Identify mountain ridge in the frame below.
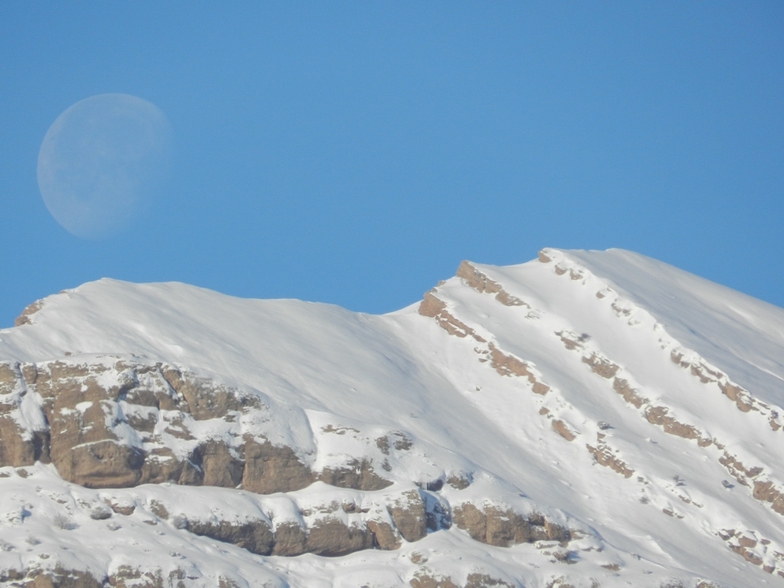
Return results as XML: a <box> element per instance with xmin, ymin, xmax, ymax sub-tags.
<box><xmin>0</xmin><ymin>248</ymin><xmax>782</xmax><ymax>587</ymax></box>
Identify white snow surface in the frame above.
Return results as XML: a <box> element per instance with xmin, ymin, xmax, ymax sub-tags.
<box><xmin>1</xmin><ymin>247</ymin><xmax>783</xmax><ymax>587</ymax></box>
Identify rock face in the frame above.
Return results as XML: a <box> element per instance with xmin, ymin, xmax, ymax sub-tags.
<box><xmin>0</xmin><ymin>358</ymin><xmax>326</xmax><ymax>492</ymax></box>
<box><xmin>186</xmin><ymin>518</ymin><xmax>275</xmax><ymax>555</ymax></box>
<box><xmin>0</xmin><ymin>354</ymin><xmax>582</xmax><ymax>570</ymax></box>
<box><xmin>452</xmin><ymin>503</ymin><xmax>570</xmax><ymax>547</ymax></box>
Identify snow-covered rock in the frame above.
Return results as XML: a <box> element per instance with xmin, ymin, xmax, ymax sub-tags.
<box><xmin>1</xmin><ymin>248</ymin><xmax>783</xmax><ymax>587</ymax></box>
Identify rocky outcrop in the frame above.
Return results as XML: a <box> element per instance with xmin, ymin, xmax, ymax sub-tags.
<box><xmin>410</xmin><ymin>573</ymin><xmax>460</xmax><ymax>588</ymax></box>
<box><xmin>456</xmin><ymin>261</ymin><xmax>528</xmax><ymax>308</ymax></box>
<box><xmin>556</xmin><ymin>329</ymin><xmax>784</xmax><ymax>520</ymax></box>
<box><xmin>108</xmin><ymin>566</ymin><xmax>165</xmax><ymax>588</ymax></box>
<box><xmin>0</xmin><ymin>357</ymin><xmax>397</xmax><ymax>493</ymax></box>
<box><xmin>243</xmin><ymin>437</ymin><xmax>314</xmax><ymax>493</ymax></box>
<box><xmin>13</xmin><ymin>300</ymin><xmax>44</xmax><ymax>327</ymax></box>
<box><xmin>551</xmin><ymin>419</ymin><xmax>576</xmax><ymax>442</ymax></box>
<box><xmin>644</xmin><ymin>406</ymin><xmax>710</xmax><ymax>445</ymax></box>
<box><xmin>12</xmin><ymin>566</ymin><xmax>105</xmax><ymax>588</ymax></box>
<box><xmin>718</xmin><ymin>528</ymin><xmax>784</xmax><ymax>576</ymax></box>
<box><xmin>670</xmin><ymin>350</ymin><xmax>784</xmax><ymax>430</ymax></box>
<box><xmin>319</xmin><ymin>458</ymin><xmax>391</xmax><ymax>491</ymax></box>
<box><xmin>581</xmin><ymin>352</ymin><xmax>620</xmax><ymax>379</ymax></box>
<box><xmin>186</xmin><ymin>517</ymin><xmax>275</xmax><ymax>555</ymax></box>
<box><xmin>304</xmin><ymin>518</ymin><xmax>376</xmax><ymax>556</ymax></box>
<box><xmin>452</xmin><ymin>502</ymin><xmax>570</xmax><ymax>547</ymax></box>
<box><xmin>139</xmin><ymin>487</ymin><xmax>446</xmax><ymax>558</ymax></box>
<box><xmin>0</xmin><ymin>352</ymin><xmax>584</xmax><ymax>566</ymax></box>
<box><xmin>419</xmin><ymin>290</ymin><xmax>549</xmax><ymax>394</ymax></box>
<box><xmin>752</xmin><ymin>479</ymin><xmax>784</xmax><ymax>515</ymax></box>
<box><xmin>586</xmin><ymin>435</ymin><xmax>634</xmax><ymax>478</ymax></box>
<box><xmin>388</xmin><ymin>489</ymin><xmax>428</xmax><ymax>542</ymax></box>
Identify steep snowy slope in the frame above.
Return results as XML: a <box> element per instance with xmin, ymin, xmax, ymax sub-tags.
<box><xmin>0</xmin><ymin>248</ymin><xmax>782</xmax><ymax>588</ymax></box>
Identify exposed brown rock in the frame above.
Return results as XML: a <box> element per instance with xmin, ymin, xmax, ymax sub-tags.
<box><xmin>495</xmin><ymin>291</ymin><xmax>525</xmax><ymax>307</ymax></box>
<box><xmin>538</xmin><ymin>250</ymin><xmax>552</xmax><ymax>263</ymax></box>
<box><xmin>107</xmin><ymin>500</ymin><xmax>135</xmax><ymax>516</ymax></box>
<box><xmin>485</xmin><ymin>506</ymin><xmax>536</xmax><ymax>545</ymax></box>
<box><xmin>418</xmin><ymin>291</ymin><xmax>447</xmax><ymax>318</ymax></box>
<box><xmin>452</xmin><ymin>503</ymin><xmax>569</xmax><ymax>547</ymax></box>
<box><xmin>730</xmin><ymin>543</ymin><xmax>763</xmax><ymax>566</ymax></box>
<box><xmin>671</xmin><ymin>351</ymin><xmax>773</xmax><ymax>421</ymax></box>
<box><xmin>14</xmin><ymin>300</ymin><xmax>44</xmax><ymax>327</ymax></box>
<box><xmin>446</xmin><ymin>474</ymin><xmax>471</xmax><ymax>490</ymax></box>
<box><xmin>612</xmin><ymin>378</ymin><xmax>647</xmax><ymax>409</ymax></box>
<box><xmin>551</xmin><ymin>420</ymin><xmax>576</xmax><ymax>442</ymax></box>
<box><xmin>719</xmin><ymin>381</ymin><xmax>753</xmax><ymax>413</ymax></box>
<box><xmin>385</xmin><ymin>432</ymin><xmax>413</xmax><ymax>451</ymax></box>
<box><xmin>719</xmin><ymin>452</ymin><xmax>764</xmax><ymax>488</ymax></box>
<box><xmin>367</xmin><ymin>520</ymin><xmax>402</xmax><ymax>550</ymax></box>
<box><xmin>0</xmin><ymin>363</ymin><xmax>49</xmax><ymax>467</ymax></box>
<box><xmin>0</xmin><ymin>417</ymin><xmax>47</xmax><ymax>467</ymax></box>
<box><xmin>456</xmin><ymin>261</ymin><xmax>527</xmax><ymax>307</ymax></box>
<box><xmin>242</xmin><ymin>437</ymin><xmax>314</xmax><ymax>494</ymax></box>
<box><xmin>556</xmin><ymin>331</ymin><xmax>582</xmax><ymax>351</ymax></box>
<box><xmin>464</xmin><ymin>574</ymin><xmax>515</xmax><ymax>588</ymax></box>
<box><xmin>411</xmin><ymin>573</ymin><xmax>514</xmax><ymax>588</ymax></box>
<box><xmin>423</xmin><ymin>298</ymin><xmax>486</xmax><ymax>342</ymax></box>
<box><xmin>457</xmin><ymin>261</ymin><xmax>502</xmax><ymax>294</ymax></box>
<box><xmin>0</xmin><ymin>571</ymin><xmax>24</xmax><ymax>584</ymax></box>
<box><xmin>410</xmin><ymin>573</ymin><xmax>460</xmax><ymax>588</ymax></box>
<box><xmin>375</xmin><ymin>435</ymin><xmax>390</xmax><ymax>454</ymax></box>
<box><xmin>147</xmin><ymin>500</ymin><xmax>168</xmax><ymax>519</ymax></box>
<box><xmin>195</xmin><ymin>440</ymin><xmax>243</xmax><ymax>488</ymax></box>
<box><xmin>320</xmin><ymin>458</ymin><xmax>391</xmax><ymax>491</ymax></box>
<box><xmin>56</xmin><ymin>440</ymin><xmax>144</xmax><ymax>489</ymax></box>
<box><xmin>581</xmin><ymin>353</ymin><xmax>619</xmax><ymax>379</ymax></box>
<box><xmin>160</xmin><ymin>367</ymin><xmax>255</xmax><ymax>420</ymax></box>
<box><xmin>271</xmin><ymin>521</ymin><xmax>308</xmax><ymax>556</ymax></box>
<box><xmin>487</xmin><ymin>344</ymin><xmax>549</xmax><ymax>394</ymax></box>
<box><xmin>453</xmin><ymin>502</ymin><xmax>487</xmax><ymax>543</ymax></box>
<box><xmin>186</xmin><ymin>517</ymin><xmax>274</xmax><ymax>555</ymax></box>
<box><xmin>31</xmin><ymin>361</ymin><xmax>144</xmax><ymax>487</ymax></box>
<box><xmin>586</xmin><ymin>440</ymin><xmax>634</xmax><ymax>478</ymax></box>
<box><xmin>138</xmin><ymin>446</ymin><xmax>201</xmax><ymax>486</ymax></box>
<box><xmin>108</xmin><ymin>566</ymin><xmax>164</xmax><ymax>588</ymax></box>
<box><xmin>2</xmin><ymin>357</ymin><xmax>425</xmax><ymax>499</ymax></box>
<box><xmin>419</xmin><ymin>292</ymin><xmax>550</xmax><ymax>394</ymax></box>
<box><xmin>22</xmin><ymin>566</ymin><xmax>104</xmax><ymax>588</ymax></box>
<box><xmin>304</xmin><ymin>518</ymin><xmax>375</xmax><ymax>557</ymax></box>
<box><xmin>644</xmin><ymin>406</ymin><xmax>704</xmax><ymax>442</ymax></box>
<box><xmin>558</xmin><ymin>339</ymin><xmax>721</xmax><ymax>449</ymax></box>
<box><xmin>0</xmin><ymin>362</ymin><xmax>17</xmax><ymax>392</ymax></box>
<box><xmin>388</xmin><ymin>490</ymin><xmax>427</xmax><ymax>542</ymax></box>
<box><xmin>752</xmin><ymin>480</ymin><xmax>784</xmax><ymax>515</ymax></box>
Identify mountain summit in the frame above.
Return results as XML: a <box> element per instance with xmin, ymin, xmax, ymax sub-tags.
<box><xmin>1</xmin><ymin>249</ymin><xmax>783</xmax><ymax>588</ymax></box>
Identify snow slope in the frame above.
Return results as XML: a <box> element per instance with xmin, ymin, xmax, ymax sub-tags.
<box><xmin>1</xmin><ymin>248</ymin><xmax>783</xmax><ymax>587</ymax></box>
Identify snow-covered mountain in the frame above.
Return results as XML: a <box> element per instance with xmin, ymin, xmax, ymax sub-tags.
<box><xmin>1</xmin><ymin>248</ymin><xmax>783</xmax><ymax>588</ymax></box>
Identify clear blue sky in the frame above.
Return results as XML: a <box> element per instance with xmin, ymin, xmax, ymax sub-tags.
<box><xmin>2</xmin><ymin>3</ymin><xmax>783</xmax><ymax>327</ymax></box>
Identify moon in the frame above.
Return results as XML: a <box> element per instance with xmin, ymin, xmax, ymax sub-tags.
<box><xmin>37</xmin><ymin>93</ymin><xmax>173</xmax><ymax>240</ymax></box>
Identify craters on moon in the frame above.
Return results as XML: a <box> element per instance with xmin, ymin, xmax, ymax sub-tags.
<box><xmin>37</xmin><ymin>93</ymin><xmax>173</xmax><ymax>240</ymax></box>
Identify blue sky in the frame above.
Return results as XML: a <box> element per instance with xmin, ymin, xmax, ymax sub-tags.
<box><xmin>1</xmin><ymin>3</ymin><xmax>783</xmax><ymax>327</ymax></box>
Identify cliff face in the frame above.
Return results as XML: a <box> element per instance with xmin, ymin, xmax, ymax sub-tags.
<box><xmin>1</xmin><ymin>248</ymin><xmax>784</xmax><ymax>587</ymax></box>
